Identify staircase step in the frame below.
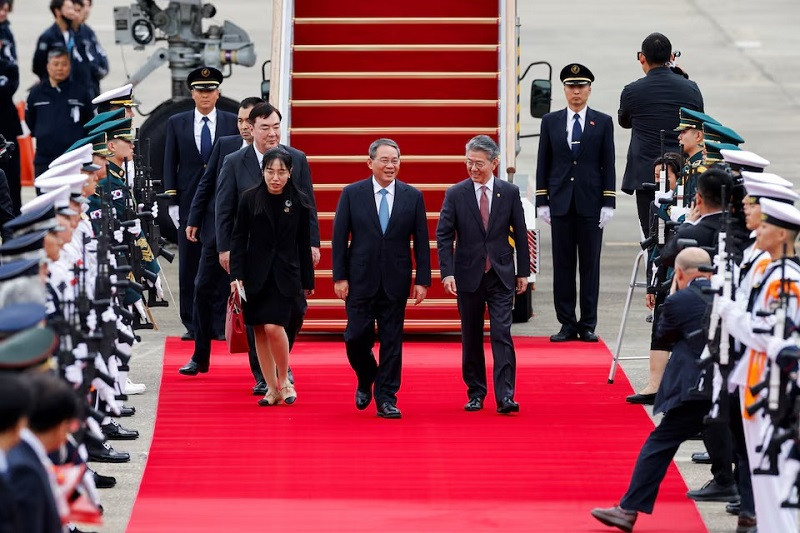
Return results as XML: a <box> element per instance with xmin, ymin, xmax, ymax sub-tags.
<box><xmin>290</xmin><ymin>104</ymin><xmax>498</xmax><ymax>128</ymax></box>
<box><xmin>306</xmin><ymin>159</ymin><xmax>467</xmax><ymax>182</ymax></box>
<box><xmin>294</xmin><ymin>22</ymin><xmax>498</xmax><ymax>46</ymax></box>
<box><xmin>292</xmin><ymin>49</ymin><xmax>497</xmax><ymax>72</ymax></box>
<box><xmin>295</xmin><ymin>1</ymin><xmax>499</xmax><ymax>18</ymax></box>
<box><xmin>291</xmin><ymin>75</ymin><xmax>498</xmax><ymax>100</ymax></box>
<box><xmin>291</xmin><ymin>130</ymin><xmax>498</xmax><ymax>156</ymax></box>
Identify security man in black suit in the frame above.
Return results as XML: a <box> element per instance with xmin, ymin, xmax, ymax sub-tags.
<box><xmin>591</xmin><ymin>247</ymin><xmax>714</xmax><ymax>532</ymax></box>
<box><xmin>536</xmin><ymin>63</ymin><xmax>616</xmax><ymax>343</ymax></box>
<box><xmin>437</xmin><ymin>135</ymin><xmax>530</xmax><ymax>414</ymax></box>
<box><xmin>182</xmin><ymin>103</ymin><xmax>319</xmax><ymax>390</ymax></box>
<box><xmin>163</xmin><ymin>66</ymin><xmax>238</xmax><ymax>340</ymax></box>
<box><xmin>619</xmin><ymin>32</ymin><xmax>704</xmax><ymax>237</ymax></box>
<box><xmin>0</xmin><ymin>374</ymin><xmax>31</xmax><ymax>533</ymax></box>
<box><xmin>0</xmin><ymin>5</ymin><xmax>22</xmax><ymax>215</ymax></box>
<box><xmin>182</xmin><ymin>96</ymin><xmax>264</xmax><ymax>389</ymax></box>
<box><xmin>332</xmin><ymin>138</ymin><xmax>431</xmax><ymax>419</ymax></box>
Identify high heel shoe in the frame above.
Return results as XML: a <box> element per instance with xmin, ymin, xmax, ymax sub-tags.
<box><xmin>280</xmin><ymin>383</ymin><xmax>297</xmax><ymax>405</ymax></box>
<box><xmin>257</xmin><ymin>390</ymin><xmax>282</xmax><ymax>407</ymax></box>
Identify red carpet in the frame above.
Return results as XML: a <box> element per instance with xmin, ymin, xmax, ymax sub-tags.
<box><xmin>126</xmin><ymin>337</ymin><xmax>707</xmax><ymax>532</ymax></box>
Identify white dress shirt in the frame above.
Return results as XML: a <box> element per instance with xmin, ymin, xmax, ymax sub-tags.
<box><xmin>193</xmin><ymin>108</ymin><xmax>217</xmax><ymax>153</ymax></box>
<box><xmin>566</xmin><ymin>106</ymin><xmax>587</xmax><ymax>149</ymax></box>
<box><xmin>474</xmin><ymin>176</ymin><xmax>495</xmax><ymax>213</ymax></box>
<box><xmin>372</xmin><ymin>177</ymin><xmax>395</xmax><ymax>216</ymax></box>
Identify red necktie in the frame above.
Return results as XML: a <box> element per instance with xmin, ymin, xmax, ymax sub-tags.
<box><xmin>480</xmin><ymin>186</ymin><xmax>491</xmax><ymax>272</ymax></box>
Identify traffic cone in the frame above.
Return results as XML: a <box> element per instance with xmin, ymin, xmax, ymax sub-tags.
<box><xmin>16</xmin><ymin>100</ymin><xmax>34</xmax><ymax>186</ymax></box>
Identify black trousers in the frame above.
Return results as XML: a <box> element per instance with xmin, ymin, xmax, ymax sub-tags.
<box><xmin>177</xmin><ymin>225</ymin><xmax>202</xmax><ymax>334</ymax></box>
<box><xmin>344</xmin><ymin>285</ymin><xmax>406</xmax><ymax>406</ymax></box>
<box><xmin>191</xmin><ymin>241</ymin><xmax>235</xmax><ymax>367</ymax></box>
<box><xmin>0</xmin><ymin>143</ymin><xmax>21</xmax><ymax>215</ymax></box>
<box><xmin>620</xmin><ymin>400</ymin><xmax>710</xmax><ymax>513</ymax></box>
<box><xmin>550</xmin><ymin>206</ymin><xmax>603</xmax><ymax>332</ymax></box>
<box><xmin>636</xmin><ymin>189</ymin><xmax>655</xmax><ymax>238</ymax></box>
<box><xmin>457</xmin><ymin>268</ymin><xmax>516</xmax><ymax>404</ymax></box>
<box><xmin>244</xmin><ymin>294</ymin><xmax>307</xmax><ymax>384</ymax></box>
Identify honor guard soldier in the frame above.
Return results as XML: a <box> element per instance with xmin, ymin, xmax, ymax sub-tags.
<box><xmin>674</xmin><ymin>107</ymin><xmax>718</xmax><ymax>206</ymax></box>
<box><xmin>719</xmin><ymin>197</ymin><xmax>800</xmax><ymax>533</ymax></box>
<box><xmin>704</xmin><ymin>140</ymin><xmax>741</xmax><ymax>165</ymax></box>
<box><xmin>92</xmin><ymin>83</ymin><xmax>137</xmax><ymax>117</ymax></box>
<box><xmin>721</xmin><ymin>149</ymin><xmax>770</xmax><ymax>174</ymax></box>
<box><xmin>163</xmin><ymin>66</ymin><xmax>238</xmax><ymax>340</ymax></box>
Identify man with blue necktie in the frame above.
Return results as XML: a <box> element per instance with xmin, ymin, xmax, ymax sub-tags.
<box><xmin>332</xmin><ymin>138</ymin><xmax>431</xmax><ymax>419</ymax></box>
<box><xmin>163</xmin><ymin>67</ymin><xmax>238</xmax><ymax>340</ymax></box>
<box><xmin>535</xmin><ymin>63</ymin><xmax>616</xmax><ymax>343</ymax></box>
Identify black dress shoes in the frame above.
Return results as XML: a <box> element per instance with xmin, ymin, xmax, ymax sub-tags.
<box><xmin>625</xmin><ymin>392</ymin><xmax>656</xmax><ymax>405</ymax></box>
<box><xmin>377</xmin><ymin>402</ymin><xmax>402</xmax><ymax>419</ymax></box>
<box><xmin>88</xmin><ymin>441</ymin><xmax>130</xmax><ymax>463</ymax></box>
<box><xmin>252</xmin><ymin>380</ymin><xmax>267</xmax><ymax>396</ymax></box>
<box><xmin>180</xmin><ymin>331</ymin><xmax>195</xmax><ymax>341</ymax></box>
<box><xmin>464</xmin><ymin>398</ymin><xmax>483</xmax><ymax>411</ymax></box>
<box><xmin>691</xmin><ymin>451</ymin><xmax>711</xmax><ymax>464</ymax></box>
<box><xmin>686</xmin><ymin>480</ymin><xmax>739</xmax><ymax>502</ymax></box>
<box><xmin>101</xmin><ymin>420</ymin><xmax>139</xmax><ymax>440</ymax></box>
<box><xmin>355</xmin><ymin>388</ymin><xmax>372</xmax><ymax>410</ymax></box>
<box><xmin>590</xmin><ymin>506</ymin><xmax>638</xmax><ymax>533</ymax></box>
<box><xmin>118</xmin><ymin>405</ymin><xmax>136</xmax><ymax>417</ymax></box>
<box><xmin>579</xmin><ymin>329</ymin><xmax>599</xmax><ymax>342</ymax></box>
<box><xmin>497</xmin><ymin>397</ymin><xmax>520</xmax><ymax>414</ymax></box>
<box><xmin>179</xmin><ymin>360</ymin><xmax>209</xmax><ymax>375</ymax></box>
<box><xmin>550</xmin><ymin>327</ymin><xmax>578</xmax><ymax>342</ymax></box>
<box><xmin>726</xmin><ymin>499</ymin><xmax>741</xmax><ymax>515</ymax></box>
<box><xmin>92</xmin><ymin>470</ymin><xmax>117</xmax><ymax>489</ymax></box>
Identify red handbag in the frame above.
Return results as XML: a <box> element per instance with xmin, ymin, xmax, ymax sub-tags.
<box><xmin>225</xmin><ymin>291</ymin><xmax>249</xmax><ymax>354</ymax></box>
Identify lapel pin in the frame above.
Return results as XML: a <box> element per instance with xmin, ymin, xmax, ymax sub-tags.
<box><xmin>496</xmin><ymin>192</ymin><xmax>501</xmax><ymax>197</ymax></box>
<box><xmin>284</xmin><ymin>199</ymin><xmax>292</xmax><ymax>213</ymax></box>
<box><xmin>589</xmin><ymin>120</ymin><xmax>595</xmax><ymax>126</ymax></box>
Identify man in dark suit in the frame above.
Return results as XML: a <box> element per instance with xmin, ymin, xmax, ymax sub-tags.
<box><xmin>181</xmin><ymin>96</ymin><xmax>264</xmax><ymax>388</ymax></box>
<box><xmin>332</xmin><ymin>138</ymin><xmax>431</xmax><ymax>419</ymax></box>
<box><xmin>535</xmin><ymin>63</ymin><xmax>616</xmax><ymax>343</ymax></box>
<box><xmin>658</xmin><ymin>168</ymin><xmax>733</xmax><ymax>269</ymax></box>
<box><xmin>8</xmin><ymin>373</ymin><xmax>79</xmax><ymax>533</ymax></box>
<box><xmin>0</xmin><ymin>374</ymin><xmax>31</xmax><ymax>533</ymax></box>
<box><xmin>619</xmin><ymin>32</ymin><xmax>704</xmax><ymax>237</ymax></box>
<box><xmin>0</xmin><ymin>4</ymin><xmax>22</xmax><ymax>216</ymax></box>
<box><xmin>163</xmin><ymin>66</ymin><xmax>238</xmax><ymax>340</ymax></box>
<box><xmin>591</xmin><ymin>247</ymin><xmax>713</xmax><ymax>532</ymax></box>
<box><xmin>437</xmin><ymin>135</ymin><xmax>530</xmax><ymax>414</ymax></box>
<box><xmin>182</xmin><ymin>103</ymin><xmax>320</xmax><ymax>389</ymax></box>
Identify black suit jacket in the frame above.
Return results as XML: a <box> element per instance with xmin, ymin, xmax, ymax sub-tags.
<box><xmin>332</xmin><ymin>178</ymin><xmax>431</xmax><ymax>300</ymax></box>
<box><xmin>659</xmin><ymin>212</ymin><xmax>722</xmax><ymax>268</ymax></box>
<box><xmin>0</xmin><ymin>471</ymin><xmax>21</xmax><ymax>533</ymax></box>
<box><xmin>619</xmin><ymin>66</ymin><xmax>704</xmax><ymax>193</ymax></box>
<box><xmin>437</xmin><ymin>178</ymin><xmax>530</xmax><ymax>293</ymax></box>
<box><xmin>653</xmin><ymin>278</ymin><xmax>713</xmax><ymax>414</ymax></box>
<box><xmin>0</xmin><ymin>169</ymin><xmax>13</xmax><ymax>241</ymax></box>
<box><xmin>535</xmin><ymin>107</ymin><xmax>616</xmax><ymax>217</ymax></box>
<box><xmin>186</xmin><ymin>134</ymin><xmax>244</xmax><ymax>246</ymax></box>
<box><xmin>230</xmin><ymin>184</ymin><xmax>314</xmax><ymax>295</ymax></box>
<box><xmin>162</xmin><ymin>108</ymin><xmax>238</xmax><ymax>224</ymax></box>
<box><xmin>215</xmin><ymin>143</ymin><xmax>320</xmax><ymax>253</ymax></box>
<box><xmin>7</xmin><ymin>440</ymin><xmax>61</xmax><ymax>533</ymax></box>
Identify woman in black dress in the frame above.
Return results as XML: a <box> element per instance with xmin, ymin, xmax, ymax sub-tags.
<box><xmin>230</xmin><ymin>147</ymin><xmax>314</xmax><ymax>406</ymax></box>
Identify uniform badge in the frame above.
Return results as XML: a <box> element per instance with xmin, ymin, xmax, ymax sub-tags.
<box><xmin>112</xmin><ymin>189</ymin><xmax>123</xmax><ymax>200</ymax></box>
<box><xmin>201</xmin><ymin>68</ymin><xmax>210</xmax><ymax>77</ymax></box>
<box><xmin>89</xmin><ymin>209</ymin><xmax>102</xmax><ymax>219</ymax></box>
<box><xmin>284</xmin><ymin>199</ymin><xmax>292</xmax><ymax>213</ymax></box>
<box><xmin>571</xmin><ymin>64</ymin><xmax>580</xmax><ymax>74</ymax></box>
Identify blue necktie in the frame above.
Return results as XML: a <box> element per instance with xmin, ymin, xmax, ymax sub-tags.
<box><xmin>571</xmin><ymin>113</ymin><xmax>582</xmax><ymax>155</ymax></box>
<box><xmin>378</xmin><ymin>189</ymin><xmax>389</xmax><ymax>234</ymax></box>
<box><xmin>200</xmin><ymin>116</ymin><xmax>212</xmax><ymax>164</ymax></box>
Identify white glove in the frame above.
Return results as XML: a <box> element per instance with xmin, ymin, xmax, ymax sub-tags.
<box><xmin>538</xmin><ymin>206</ymin><xmax>551</xmax><ymax>225</ymax></box>
<box><xmin>72</xmin><ymin>343</ymin><xmax>88</xmax><ymax>361</ymax></box>
<box><xmin>599</xmin><ymin>207</ymin><xmax>615</xmax><ymax>229</ymax></box>
<box><xmin>168</xmin><ymin>205</ymin><xmax>180</xmax><ymax>229</ymax></box>
<box><xmin>716</xmin><ymin>295</ymin><xmax>736</xmax><ymax>320</ymax></box>
<box><xmin>101</xmin><ymin>307</ymin><xmax>117</xmax><ymax>323</ymax></box>
<box><xmin>85</xmin><ymin>417</ymin><xmax>105</xmax><ymax>442</ymax></box>
<box><xmin>151</xmin><ymin>201</ymin><xmax>159</xmax><ymax>218</ymax></box>
<box><xmin>64</xmin><ymin>363</ymin><xmax>83</xmax><ymax>387</ymax></box>
<box><xmin>113</xmin><ymin>229</ymin><xmax>124</xmax><ymax>243</ymax></box>
<box><xmin>155</xmin><ymin>275</ymin><xmax>164</xmax><ymax>299</ymax></box>
<box><xmin>670</xmin><ymin>206</ymin><xmax>688</xmax><ymax>223</ymax></box>
<box><xmin>710</xmin><ymin>273</ymin><xmax>724</xmax><ymax>292</ymax></box>
<box><xmin>127</xmin><ymin>218</ymin><xmax>141</xmax><ymax>235</ymax></box>
<box><xmin>654</xmin><ymin>190</ymin><xmax>674</xmax><ymax>205</ymax></box>
<box><xmin>91</xmin><ymin>377</ymin><xmax>120</xmax><ymax>415</ymax></box>
<box><xmin>86</xmin><ymin>310</ymin><xmax>97</xmax><ymax>332</ymax></box>
<box><xmin>767</xmin><ymin>337</ymin><xmax>796</xmax><ymax>363</ymax></box>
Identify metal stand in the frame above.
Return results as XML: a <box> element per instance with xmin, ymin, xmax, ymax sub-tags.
<box><xmin>608</xmin><ymin>249</ymin><xmax>650</xmax><ymax>384</ymax></box>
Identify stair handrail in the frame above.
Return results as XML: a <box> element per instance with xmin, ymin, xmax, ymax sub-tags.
<box><xmin>500</xmin><ymin>0</ymin><xmax>519</xmax><ymax>181</ymax></box>
<box><xmin>270</xmin><ymin>0</ymin><xmax>293</xmax><ymax>142</ymax></box>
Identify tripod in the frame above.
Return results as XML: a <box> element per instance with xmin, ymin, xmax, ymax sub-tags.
<box><xmin>607</xmin><ymin>248</ymin><xmax>650</xmax><ymax>383</ymax></box>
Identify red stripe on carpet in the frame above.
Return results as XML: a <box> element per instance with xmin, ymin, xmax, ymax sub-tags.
<box><xmin>126</xmin><ymin>337</ymin><xmax>707</xmax><ymax>532</ymax></box>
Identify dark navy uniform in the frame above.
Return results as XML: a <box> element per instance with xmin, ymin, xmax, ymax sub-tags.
<box><xmin>0</xmin><ymin>17</ymin><xmax>21</xmax><ymax>215</ymax></box>
<box><xmin>75</xmin><ymin>23</ymin><xmax>108</xmax><ymax>99</ymax></box>
<box><xmin>32</xmin><ymin>23</ymin><xmax>94</xmax><ymax>99</ymax></box>
<box><xmin>25</xmin><ymin>78</ymin><xmax>93</xmax><ymax>175</ymax></box>
<box><xmin>535</xmin><ymin>64</ymin><xmax>615</xmax><ymax>337</ymax></box>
